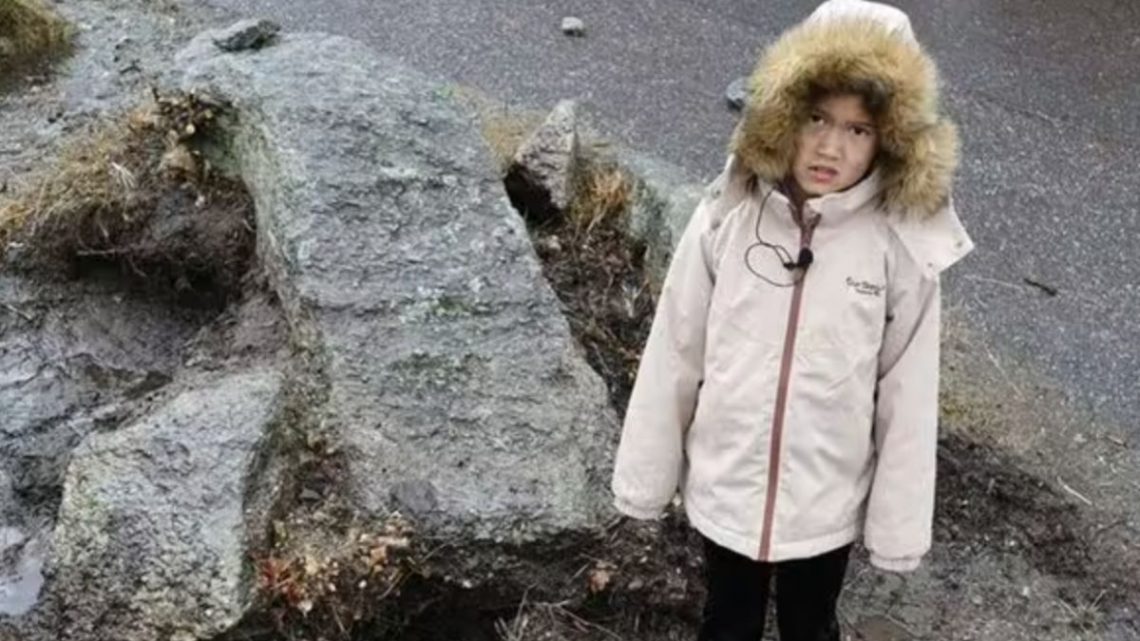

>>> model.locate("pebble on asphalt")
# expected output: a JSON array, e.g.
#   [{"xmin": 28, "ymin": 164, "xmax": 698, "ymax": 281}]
[
  {"xmin": 726, "ymin": 76, "xmax": 749, "ymax": 111},
  {"xmin": 561, "ymin": 17, "xmax": 585, "ymax": 37}
]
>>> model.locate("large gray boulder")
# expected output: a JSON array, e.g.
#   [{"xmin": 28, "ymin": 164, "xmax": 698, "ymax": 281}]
[
  {"xmin": 175, "ymin": 27, "xmax": 617, "ymax": 544},
  {"xmin": 48, "ymin": 368, "xmax": 284, "ymax": 641}
]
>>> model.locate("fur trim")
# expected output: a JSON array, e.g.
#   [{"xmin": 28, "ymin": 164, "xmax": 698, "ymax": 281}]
[{"xmin": 730, "ymin": 16, "xmax": 958, "ymax": 219}]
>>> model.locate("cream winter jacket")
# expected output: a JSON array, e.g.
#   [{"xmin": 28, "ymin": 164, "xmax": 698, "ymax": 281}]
[{"xmin": 611, "ymin": 0, "xmax": 974, "ymax": 572}]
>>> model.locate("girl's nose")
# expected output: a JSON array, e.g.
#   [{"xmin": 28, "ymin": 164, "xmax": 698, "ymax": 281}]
[{"xmin": 817, "ymin": 128, "xmax": 842, "ymax": 159}]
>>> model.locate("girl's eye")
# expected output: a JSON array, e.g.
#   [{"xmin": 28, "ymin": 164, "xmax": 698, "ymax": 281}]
[
  {"xmin": 809, "ymin": 113, "xmax": 826, "ymax": 124},
  {"xmin": 851, "ymin": 126, "xmax": 872, "ymax": 137}
]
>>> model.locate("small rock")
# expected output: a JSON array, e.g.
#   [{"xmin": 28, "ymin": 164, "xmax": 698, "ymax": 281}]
[
  {"xmin": 538, "ymin": 235, "xmax": 562, "ymax": 253},
  {"xmin": 505, "ymin": 100, "xmax": 581, "ymax": 220},
  {"xmin": 0, "ymin": 526, "xmax": 26, "ymax": 553},
  {"xmin": 561, "ymin": 17, "xmax": 586, "ymax": 37},
  {"xmin": 726, "ymin": 76, "xmax": 749, "ymax": 111},
  {"xmin": 212, "ymin": 19, "xmax": 281, "ymax": 52},
  {"xmin": 49, "ymin": 369, "xmax": 284, "ymax": 637}
]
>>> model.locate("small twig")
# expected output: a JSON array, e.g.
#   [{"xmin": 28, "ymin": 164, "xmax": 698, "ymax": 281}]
[
  {"xmin": 1023, "ymin": 277, "xmax": 1059, "ymax": 297},
  {"xmin": 375, "ymin": 569, "xmax": 406, "ymax": 601},
  {"xmin": 569, "ymin": 561, "xmax": 593, "ymax": 580},
  {"xmin": 497, "ymin": 590, "xmax": 533, "ymax": 641},
  {"xmin": 886, "ymin": 614, "xmax": 921, "ymax": 639},
  {"xmin": 984, "ymin": 345, "xmax": 1024, "ymax": 400},
  {"xmin": 963, "ymin": 274, "xmax": 1026, "ymax": 293},
  {"xmin": 109, "ymin": 161, "xmax": 138, "ymax": 191},
  {"xmin": 1057, "ymin": 476, "xmax": 1094, "ymax": 506},
  {"xmin": 73, "ymin": 245, "xmax": 135, "ymax": 257},
  {"xmin": 330, "ymin": 600, "xmax": 347, "ymax": 634},
  {"xmin": 417, "ymin": 541, "xmax": 451, "ymax": 563},
  {"xmin": 1091, "ymin": 519, "xmax": 1126, "ymax": 542},
  {"xmin": 550, "ymin": 604, "xmax": 627, "ymax": 641},
  {"xmin": 3, "ymin": 302, "xmax": 34, "ymax": 322}
]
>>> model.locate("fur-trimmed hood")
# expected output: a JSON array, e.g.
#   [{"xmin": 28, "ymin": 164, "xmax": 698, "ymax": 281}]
[{"xmin": 730, "ymin": 0, "xmax": 958, "ymax": 219}]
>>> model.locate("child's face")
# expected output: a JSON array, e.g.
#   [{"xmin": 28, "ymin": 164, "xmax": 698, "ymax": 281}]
[{"xmin": 791, "ymin": 93, "xmax": 879, "ymax": 197}]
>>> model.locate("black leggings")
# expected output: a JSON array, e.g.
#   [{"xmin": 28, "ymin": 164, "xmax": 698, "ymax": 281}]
[{"xmin": 698, "ymin": 535, "xmax": 851, "ymax": 641}]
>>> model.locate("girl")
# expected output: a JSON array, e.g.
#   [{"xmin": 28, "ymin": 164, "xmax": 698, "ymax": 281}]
[{"xmin": 611, "ymin": 1, "xmax": 974, "ymax": 639}]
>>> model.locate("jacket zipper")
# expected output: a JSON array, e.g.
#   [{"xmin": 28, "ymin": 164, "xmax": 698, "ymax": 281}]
[{"xmin": 758, "ymin": 208, "xmax": 820, "ymax": 561}]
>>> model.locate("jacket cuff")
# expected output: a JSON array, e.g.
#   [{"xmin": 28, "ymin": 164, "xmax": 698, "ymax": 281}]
[
  {"xmin": 869, "ymin": 553, "xmax": 922, "ymax": 573},
  {"xmin": 613, "ymin": 496, "xmax": 665, "ymax": 520}
]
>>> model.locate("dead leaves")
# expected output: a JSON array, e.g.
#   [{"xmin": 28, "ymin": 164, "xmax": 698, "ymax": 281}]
[
  {"xmin": 149, "ymin": 88, "xmax": 222, "ymax": 184},
  {"xmin": 256, "ymin": 513, "xmax": 415, "ymax": 627},
  {"xmin": 362, "ymin": 532, "xmax": 411, "ymax": 575},
  {"xmin": 586, "ymin": 560, "xmax": 616, "ymax": 595}
]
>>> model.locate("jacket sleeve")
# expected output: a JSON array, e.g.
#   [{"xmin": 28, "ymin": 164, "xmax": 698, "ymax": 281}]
[
  {"xmin": 610, "ymin": 182, "xmax": 719, "ymax": 520},
  {"xmin": 865, "ymin": 235, "xmax": 942, "ymax": 572}
]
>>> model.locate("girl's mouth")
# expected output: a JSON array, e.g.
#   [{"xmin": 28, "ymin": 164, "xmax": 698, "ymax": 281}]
[{"xmin": 808, "ymin": 165, "xmax": 838, "ymax": 183}]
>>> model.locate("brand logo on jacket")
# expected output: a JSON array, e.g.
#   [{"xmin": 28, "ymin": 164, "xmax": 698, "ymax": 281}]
[{"xmin": 846, "ymin": 277, "xmax": 885, "ymax": 297}]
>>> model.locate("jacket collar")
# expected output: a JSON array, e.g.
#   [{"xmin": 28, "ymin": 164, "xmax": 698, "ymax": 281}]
[
  {"xmin": 806, "ymin": 168, "xmax": 882, "ymax": 221},
  {"xmin": 760, "ymin": 169, "xmax": 883, "ymax": 229}
]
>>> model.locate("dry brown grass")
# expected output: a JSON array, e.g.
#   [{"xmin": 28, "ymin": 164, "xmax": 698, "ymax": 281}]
[
  {"xmin": 567, "ymin": 165, "xmax": 632, "ymax": 238},
  {"xmin": 452, "ymin": 85, "xmax": 547, "ymax": 175},
  {"xmin": 0, "ymin": 90, "xmax": 254, "ymax": 301},
  {"xmin": 0, "ymin": 0, "xmax": 71, "ymax": 72},
  {"xmin": 1, "ymin": 91, "xmax": 204, "ymax": 251},
  {"xmin": 0, "ymin": 119, "xmax": 134, "ymax": 251}
]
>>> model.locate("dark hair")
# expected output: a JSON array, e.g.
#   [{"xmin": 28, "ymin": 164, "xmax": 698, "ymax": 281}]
[{"xmin": 805, "ymin": 78, "xmax": 890, "ymax": 122}]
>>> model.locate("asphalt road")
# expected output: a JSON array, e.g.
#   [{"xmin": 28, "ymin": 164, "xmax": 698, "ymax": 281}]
[{"xmin": 202, "ymin": 0, "xmax": 1140, "ymax": 431}]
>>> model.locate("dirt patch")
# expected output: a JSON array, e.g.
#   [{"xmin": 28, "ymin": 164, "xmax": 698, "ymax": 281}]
[
  {"xmin": 937, "ymin": 435, "xmax": 1090, "ymax": 581},
  {"xmin": 384, "ymin": 512, "xmax": 704, "ymax": 641},
  {"xmin": 227, "ymin": 408, "xmax": 702, "ymax": 641},
  {"xmin": 0, "ymin": 91, "xmax": 254, "ymax": 308},
  {"xmin": 935, "ymin": 433, "xmax": 1139, "ymax": 624},
  {"xmin": 522, "ymin": 160, "xmax": 656, "ymax": 414}
]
